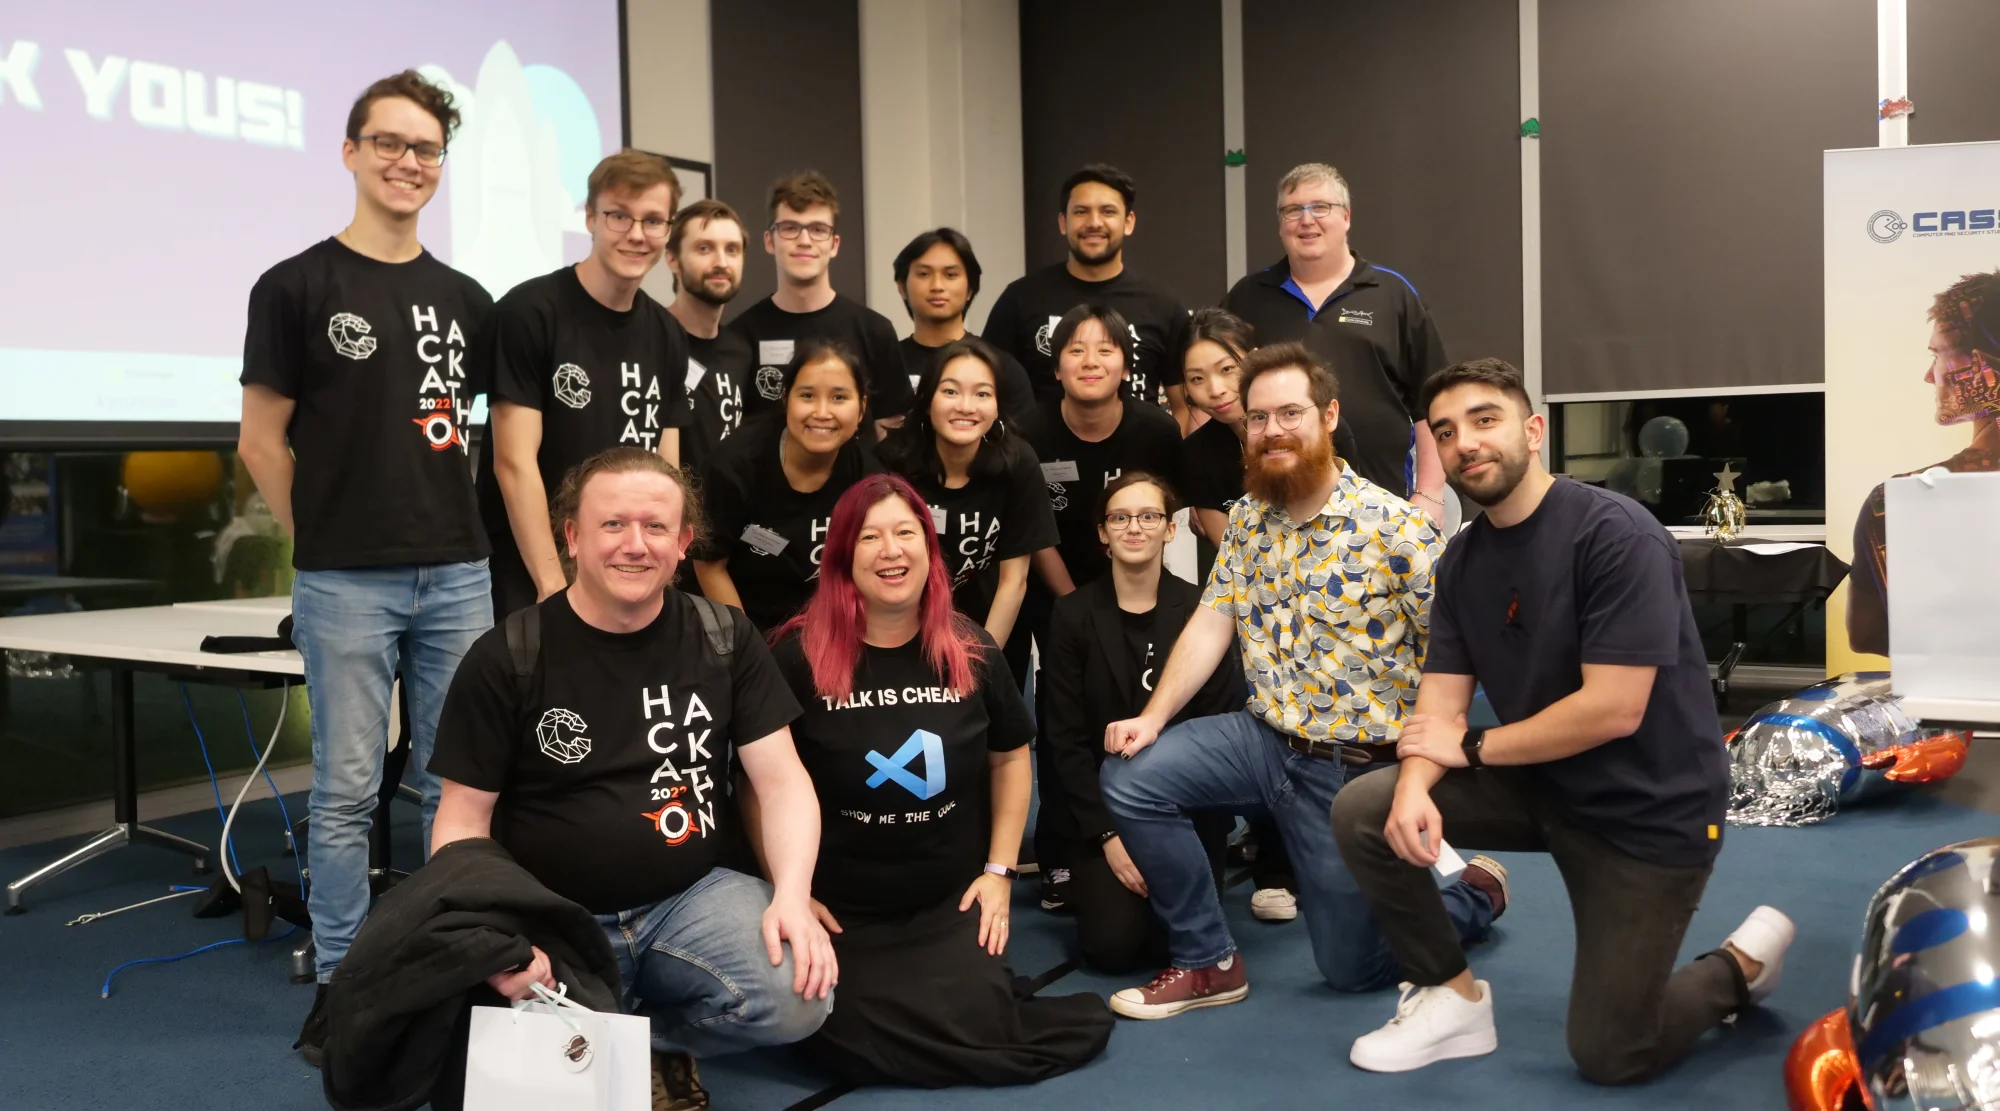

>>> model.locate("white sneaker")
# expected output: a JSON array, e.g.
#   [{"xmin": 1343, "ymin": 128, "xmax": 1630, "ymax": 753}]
[
  {"xmin": 1349, "ymin": 980, "xmax": 1498, "ymax": 1072},
  {"xmin": 1250, "ymin": 887, "xmax": 1298, "ymax": 921},
  {"xmin": 1723, "ymin": 905, "xmax": 1795, "ymax": 1004}
]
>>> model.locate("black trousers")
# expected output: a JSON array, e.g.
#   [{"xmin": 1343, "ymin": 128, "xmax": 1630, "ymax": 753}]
[
  {"xmin": 1330, "ymin": 766, "xmax": 1745, "ymax": 1086},
  {"xmin": 1043, "ymin": 812, "xmax": 1231, "ymax": 975}
]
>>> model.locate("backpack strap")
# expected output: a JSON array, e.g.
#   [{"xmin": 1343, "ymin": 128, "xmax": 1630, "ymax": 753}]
[
  {"xmin": 504, "ymin": 604, "xmax": 541, "ymax": 703},
  {"xmin": 686, "ymin": 594, "xmax": 739, "ymax": 658}
]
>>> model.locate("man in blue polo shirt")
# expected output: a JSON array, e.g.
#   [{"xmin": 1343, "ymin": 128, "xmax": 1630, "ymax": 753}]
[{"xmin": 1223, "ymin": 162, "xmax": 1449, "ymax": 517}]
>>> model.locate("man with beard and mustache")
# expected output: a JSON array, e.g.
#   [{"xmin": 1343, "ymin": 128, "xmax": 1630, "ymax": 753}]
[
  {"xmin": 982, "ymin": 164, "xmax": 1192, "ymax": 432},
  {"xmin": 1096, "ymin": 341, "xmax": 1505, "ymax": 1021},
  {"xmin": 1329, "ymin": 358, "xmax": 1791, "ymax": 1080},
  {"xmin": 666, "ymin": 199, "xmax": 754, "ymax": 478}
]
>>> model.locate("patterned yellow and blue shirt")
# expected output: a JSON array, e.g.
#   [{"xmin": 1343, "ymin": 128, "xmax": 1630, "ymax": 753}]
[{"xmin": 1201, "ymin": 464, "xmax": 1443, "ymax": 744}]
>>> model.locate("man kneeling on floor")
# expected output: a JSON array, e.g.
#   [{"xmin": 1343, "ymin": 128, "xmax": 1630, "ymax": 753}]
[
  {"xmin": 1330, "ymin": 359, "xmax": 1792, "ymax": 1080},
  {"xmin": 427, "ymin": 446, "xmax": 835, "ymax": 1108},
  {"xmin": 1098, "ymin": 341, "xmax": 1505, "ymax": 1019}
]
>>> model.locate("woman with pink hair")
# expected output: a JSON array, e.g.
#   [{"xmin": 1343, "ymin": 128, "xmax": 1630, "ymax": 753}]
[{"xmin": 757, "ymin": 472, "xmax": 1112, "ymax": 1087}]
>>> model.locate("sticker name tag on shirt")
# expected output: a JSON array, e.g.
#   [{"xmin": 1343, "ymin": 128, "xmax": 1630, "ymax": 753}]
[
  {"xmin": 930, "ymin": 505, "xmax": 949, "ymax": 533},
  {"xmin": 758, "ymin": 340, "xmax": 795, "ymax": 367},
  {"xmin": 1041, "ymin": 460, "xmax": 1081, "ymax": 483},
  {"xmin": 742, "ymin": 524, "xmax": 789, "ymax": 556},
  {"xmin": 685, "ymin": 357, "xmax": 708, "ymax": 392}
]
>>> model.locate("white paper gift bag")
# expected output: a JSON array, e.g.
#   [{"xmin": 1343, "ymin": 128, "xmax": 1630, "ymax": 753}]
[{"xmin": 462, "ymin": 982, "xmax": 650, "ymax": 1110}]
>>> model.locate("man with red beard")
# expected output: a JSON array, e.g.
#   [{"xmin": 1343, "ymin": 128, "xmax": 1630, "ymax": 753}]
[{"xmin": 1097, "ymin": 342, "xmax": 1506, "ymax": 1020}]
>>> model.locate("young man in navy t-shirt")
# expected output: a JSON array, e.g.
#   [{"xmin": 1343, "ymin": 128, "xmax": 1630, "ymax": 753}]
[{"xmin": 1330, "ymin": 358, "xmax": 1795, "ymax": 1083}]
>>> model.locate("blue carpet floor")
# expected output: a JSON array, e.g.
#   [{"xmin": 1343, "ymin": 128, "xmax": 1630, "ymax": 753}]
[{"xmin": 1, "ymin": 780, "xmax": 1993, "ymax": 1110}]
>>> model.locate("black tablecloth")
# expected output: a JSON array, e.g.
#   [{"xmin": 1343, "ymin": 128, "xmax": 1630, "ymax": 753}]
[{"xmin": 1677, "ymin": 539, "xmax": 1849, "ymax": 606}]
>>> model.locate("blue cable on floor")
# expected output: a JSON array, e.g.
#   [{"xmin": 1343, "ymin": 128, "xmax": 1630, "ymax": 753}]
[
  {"xmin": 179, "ymin": 685, "xmax": 242, "ymax": 878},
  {"xmin": 100, "ymin": 924, "xmax": 297, "ymax": 999},
  {"xmin": 235, "ymin": 689, "xmax": 300, "ymax": 874}
]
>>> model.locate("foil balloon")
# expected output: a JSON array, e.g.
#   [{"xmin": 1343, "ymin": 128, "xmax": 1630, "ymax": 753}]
[
  {"xmin": 1726, "ymin": 674, "xmax": 1969, "ymax": 827},
  {"xmin": 1850, "ymin": 839, "xmax": 2000, "ymax": 1110}
]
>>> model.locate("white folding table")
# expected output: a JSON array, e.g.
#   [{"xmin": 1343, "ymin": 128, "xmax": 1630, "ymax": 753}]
[{"xmin": 0, "ymin": 597, "xmax": 300, "ymax": 913}]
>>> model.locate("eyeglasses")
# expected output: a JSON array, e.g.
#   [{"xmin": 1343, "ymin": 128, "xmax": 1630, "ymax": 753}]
[
  {"xmin": 1245, "ymin": 405, "xmax": 1313, "ymax": 432},
  {"xmin": 771, "ymin": 220, "xmax": 834, "ymax": 242},
  {"xmin": 1104, "ymin": 510, "xmax": 1169, "ymax": 531},
  {"xmin": 1277, "ymin": 201, "xmax": 1344, "ymax": 224},
  {"xmin": 356, "ymin": 133, "xmax": 446, "ymax": 168},
  {"xmin": 600, "ymin": 209, "xmax": 671, "ymax": 239}
]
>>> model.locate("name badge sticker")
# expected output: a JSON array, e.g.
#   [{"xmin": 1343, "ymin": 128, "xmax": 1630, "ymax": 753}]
[
  {"xmin": 758, "ymin": 340, "xmax": 796, "ymax": 367},
  {"xmin": 742, "ymin": 524, "xmax": 790, "ymax": 557},
  {"xmin": 1041, "ymin": 460, "xmax": 1081, "ymax": 483},
  {"xmin": 930, "ymin": 505, "xmax": 949, "ymax": 533},
  {"xmin": 684, "ymin": 357, "xmax": 708, "ymax": 392}
]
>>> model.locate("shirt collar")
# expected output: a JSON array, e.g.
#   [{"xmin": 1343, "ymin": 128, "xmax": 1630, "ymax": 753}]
[{"xmin": 1247, "ymin": 461, "xmax": 1367, "ymax": 531}]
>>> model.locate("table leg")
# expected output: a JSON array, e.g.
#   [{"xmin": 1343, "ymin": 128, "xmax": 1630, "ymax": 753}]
[{"xmin": 5, "ymin": 668, "xmax": 210, "ymax": 914}]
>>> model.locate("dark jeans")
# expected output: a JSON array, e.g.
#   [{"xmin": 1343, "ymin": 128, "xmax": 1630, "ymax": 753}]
[
  {"xmin": 1100, "ymin": 711, "xmax": 1493, "ymax": 989},
  {"xmin": 1331, "ymin": 765, "xmax": 1746, "ymax": 1085},
  {"xmin": 1043, "ymin": 813, "xmax": 1232, "ymax": 975}
]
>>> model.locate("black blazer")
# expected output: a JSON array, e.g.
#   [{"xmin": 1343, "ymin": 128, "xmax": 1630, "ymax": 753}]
[{"xmin": 1037, "ymin": 571, "xmax": 1247, "ymax": 845}]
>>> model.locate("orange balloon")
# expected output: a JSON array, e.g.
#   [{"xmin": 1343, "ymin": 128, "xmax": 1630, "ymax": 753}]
[
  {"xmin": 1784, "ymin": 1008, "xmax": 1860, "ymax": 1111},
  {"xmin": 122, "ymin": 451, "xmax": 224, "ymax": 522}
]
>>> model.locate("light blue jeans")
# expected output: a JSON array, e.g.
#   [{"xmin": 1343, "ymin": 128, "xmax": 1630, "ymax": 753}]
[
  {"xmin": 1100, "ymin": 709, "xmax": 1494, "ymax": 991},
  {"xmin": 292, "ymin": 560, "xmax": 492, "ymax": 980},
  {"xmin": 598, "ymin": 868, "xmax": 832, "ymax": 1057}
]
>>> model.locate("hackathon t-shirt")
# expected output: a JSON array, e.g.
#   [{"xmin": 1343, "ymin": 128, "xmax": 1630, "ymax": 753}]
[
  {"xmin": 897, "ymin": 336, "xmax": 1039, "ymax": 428},
  {"xmin": 1017, "ymin": 397, "xmax": 1187, "ymax": 587},
  {"xmin": 899, "ymin": 436, "xmax": 1060, "ymax": 623},
  {"xmin": 473, "ymin": 266, "xmax": 693, "ymax": 551},
  {"xmin": 681, "ymin": 328, "xmax": 754, "ymax": 479},
  {"xmin": 693, "ymin": 414, "xmax": 884, "ymax": 631},
  {"xmin": 241, "ymin": 237, "xmax": 493, "ymax": 571},
  {"xmin": 1426, "ymin": 478, "xmax": 1727, "ymax": 866},
  {"xmin": 980, "ymin": 263, "xmax": 1189, "ymax": 407},
  {"xmin": 772, "ymin": 629, "xmax": 1034, "ymax": 918},
  {"xmin": 727, "ymin": 293, "xmax": 915, "ymax": 422},
  {"xmin": 427, "ymin": 590, "xmax": 801, "ymax": 913}
]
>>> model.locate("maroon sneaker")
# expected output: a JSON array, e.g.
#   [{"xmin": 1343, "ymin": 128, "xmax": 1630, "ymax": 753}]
[{"xmin": 1109, "ymin": 953, "xmax": 1250, "ymax": 1019}]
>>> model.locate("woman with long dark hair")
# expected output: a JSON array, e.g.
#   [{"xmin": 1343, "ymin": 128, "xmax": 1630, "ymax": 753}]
[
  {"xmin": 693, "ymin": 338, "xmax": 882, "ymax": 631},
  {"xmin": 878, "ymin": 336, "xmax": 1056, "ymax": 655},
  {"xmin": 758, "ymin": 473, "xmax": 1112, "ymax": 1087}
]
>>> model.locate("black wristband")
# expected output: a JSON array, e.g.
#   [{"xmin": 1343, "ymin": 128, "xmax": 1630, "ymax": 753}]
[
  {"xmin": 1098, "ymin": 830, "xmax": 1120, "ymax": 846},
  {"xmin": 1462, "ymin": 727, "xmax": 1488, "ymax": 768}
]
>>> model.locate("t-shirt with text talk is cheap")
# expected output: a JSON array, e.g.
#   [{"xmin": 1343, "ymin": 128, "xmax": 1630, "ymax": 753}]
[
  {"xmin": 681, "ymin": 328, "xmax": 755, "ymax": 478},
  {"xmin": 773, "ymin": 629, "xmax": 1033, "ymax": 918},
  {"xmin": 980, "ymin": 264, "xmax": 1189, "ymax": 407},
  {"xmin": 1426, "ymin": 478, "xmax": 1728, "ymax": 867},
  {"xmin": 240, "ymin": 237, "xmax": 493, "ymax": 570},
  {"xmin": 427, "ymin": 590, "xmax": 801, "ymax": 913},
  {"xmin": 1016, "ymin": 397, "xmax": 1188, "ymax": 588},
  {"xmin": 726, "ymin": 293, "xmax": 915, "ymax": 422},
  {"xmin": 473, "ymin": 265, "xmax": 692, "ymax": 549},
  {"xmin": 693, "ymin": 415, "xmax": 884, "ymax": 632}
]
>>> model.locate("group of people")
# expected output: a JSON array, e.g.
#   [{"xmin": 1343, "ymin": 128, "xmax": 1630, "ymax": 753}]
[{"xmin": 238, "ymin": 71, "xmax": 1798, "ymax": 1108}]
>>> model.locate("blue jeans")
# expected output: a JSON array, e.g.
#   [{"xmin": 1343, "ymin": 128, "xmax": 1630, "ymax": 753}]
[
  {"xmin": 598, "ymin": 868, "xmax": 832, "ymax": 1057},
  {"xmin": 1100, "ymin": 710, "xmax": 1494, "ymax": 991},
  {"xmin": 293, "ymin": 560, "xmax": 492, "ymax": 979}
]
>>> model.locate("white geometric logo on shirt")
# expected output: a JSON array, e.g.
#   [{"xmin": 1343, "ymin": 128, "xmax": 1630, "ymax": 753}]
[
  {"xmin": 536, "ymin": 707, "xmax": 592, "ymax": 764},
  {"xmin": 754, "ymin": 364, "xmax": 786, "ymax": 401},
  {"xmin": 1034, "ymin": 315, "xmax": 1060, "ymax": 356},
  {"xmin": 553, "ymin": 364, "xmax": 592, "ymax": 409},
  {"xmin": 327, "ymin": 313, "xmax": 377, "ymax": 360}
]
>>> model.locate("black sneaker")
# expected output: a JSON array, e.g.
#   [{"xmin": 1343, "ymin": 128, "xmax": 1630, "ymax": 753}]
[
  {"xmin": 651, "ymin": 1050, "xmax": 709, "ymax": 1110},
  {"xmin": 1039, "ymin": 867, "xmax": 1072, "ymax": 914},
  {"xmin": 294, "ymin": 983, "xmax": 330, "ymax": 1068}
]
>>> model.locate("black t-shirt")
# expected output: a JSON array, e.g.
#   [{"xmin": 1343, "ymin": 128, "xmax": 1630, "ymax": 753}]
[
  {"xmin": 1224, "ymin": 254, "xmax": 1447, "ymax": 497},
  {"xmin": 681, "ymin": 328, "xmax": 754, "ymax": 479},
  {"xmin": 896, "ymin": 336, "xmax": 1039, "ymax": 428},
  {"xmin": 427, "ymin": 590, "xmax": 801, "ymax": 913},
  {"xmin": 1181, "ymin": 418, "xmax": 1246, "ymax": 513},
  {"xmin": 897, "ymin": 436, "xmax": 1060, "ymax": 623},
  {"xmin": 1016, "ymin": 397, "xmax": 1187, "ymax": 587},
  {"xmin": 692, "ymin": 415, "xmax": 884, "ymax": 631},
  {"xmin": 727, "ymin": 293, "xmax": 915, "ymax": 421},
  {"xmin": 772, "ymin": 629, "xmax": 1033, "ymax": 918},
  {"xmin": 1426, "ymin": 478, "xmax": 1727, "ymax": 867},
  {"xmin": 981, "ymin": 264, "xmax": 1189, "ymax": 407},
  {"xmin": 241, "ymin": 237, "xmax": 493, "ymax": 570},
  {"xmin": 1119, "ymin": 607, "xmax": 1158, "ymax": 695},
  {"xmin": 472, "ymin": 266, "xmax": 693, "ymax": 549}
]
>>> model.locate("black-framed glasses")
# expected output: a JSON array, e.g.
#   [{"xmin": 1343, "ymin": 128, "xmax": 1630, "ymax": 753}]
[
  {"xmin": 1246, "ymin": 405, "xmax": 1312, "ymax": 432},
  {"xmin": 1277, "ymin": 201, "xmax": 1344, "ymax": 223},
  {"xmin": 356, "ymin": 133, "xmax": 446, "ymax": 167},
  {"xmin": 1104, "ymin": 510, "xmax": 1169, "ymax": 531},
  {"xmin": 601, "ymin": 209, "xmax": 671, "ymax": 239},
  {"xmin": 771, "ymin": 220, "xmax": 834, "ymax": 242}
]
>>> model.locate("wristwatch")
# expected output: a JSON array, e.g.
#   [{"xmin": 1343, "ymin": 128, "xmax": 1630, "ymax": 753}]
[
  {"xmin": 984, "ymin": 863, "xmax": 1020, "ymax": 880},
  {"xmin": 1461, "ymin": 727, "xmax": 1488, "ymax": 769}
]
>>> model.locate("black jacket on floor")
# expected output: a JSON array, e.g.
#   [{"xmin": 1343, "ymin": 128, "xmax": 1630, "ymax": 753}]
[
  {"xmin": 321, "ymin": 836, "xmax": 621, "ymax": 1111},
  {"xmin": 1037, "ymin": 571, "xmax": 1248, "ymax": 845}
]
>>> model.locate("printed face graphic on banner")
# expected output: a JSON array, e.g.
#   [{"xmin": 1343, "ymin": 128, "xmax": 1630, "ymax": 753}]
[
  {"xmin": 537, "ymin": 707, "xmax": 591, "ymax": 764},
  {"xmin": 553, "ymin": 363, "xmax": 591, "ymax": 408},
  {"xmin": 865, "ymin": 728, "xmax": 947, "ymax": 800},
  {"xmin": 636, "ymin": 682, "xmax": 718, "ymax": 843},
  {"xmin": 409, "ymin": 303, "xmax": 473, "ymax": 452}
]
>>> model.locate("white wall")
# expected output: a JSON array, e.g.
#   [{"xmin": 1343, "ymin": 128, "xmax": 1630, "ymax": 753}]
[{"xmin": 626, "ymin": 0, "xmax": 713, "ymax": 308}]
